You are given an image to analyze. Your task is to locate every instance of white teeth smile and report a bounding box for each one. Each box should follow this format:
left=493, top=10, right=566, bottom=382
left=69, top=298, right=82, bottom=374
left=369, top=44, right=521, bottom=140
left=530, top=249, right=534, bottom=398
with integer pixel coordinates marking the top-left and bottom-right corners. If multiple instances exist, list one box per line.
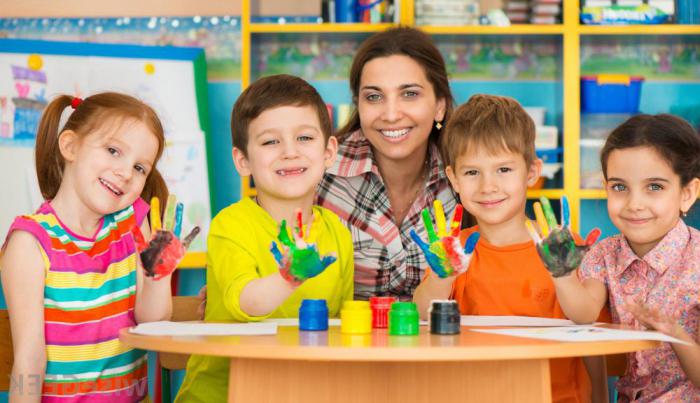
left=381, top=128, right=409, bottom=138
left=276, top=168, right=306, bottom=176
left=100, top=178, right=123, bottom=196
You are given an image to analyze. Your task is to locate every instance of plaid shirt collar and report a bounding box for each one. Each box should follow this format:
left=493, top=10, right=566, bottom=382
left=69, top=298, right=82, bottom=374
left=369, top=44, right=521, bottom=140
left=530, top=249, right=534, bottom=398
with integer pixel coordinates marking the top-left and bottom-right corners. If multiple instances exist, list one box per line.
left=328, top=129, right=447, bottom=189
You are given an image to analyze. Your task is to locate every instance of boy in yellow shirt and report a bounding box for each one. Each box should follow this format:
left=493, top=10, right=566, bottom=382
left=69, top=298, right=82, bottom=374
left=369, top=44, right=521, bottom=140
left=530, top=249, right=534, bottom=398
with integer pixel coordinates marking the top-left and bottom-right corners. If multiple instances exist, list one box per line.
left=413, top=94, right=607, bottom=402
left=176, top=74, right=354, bottom=402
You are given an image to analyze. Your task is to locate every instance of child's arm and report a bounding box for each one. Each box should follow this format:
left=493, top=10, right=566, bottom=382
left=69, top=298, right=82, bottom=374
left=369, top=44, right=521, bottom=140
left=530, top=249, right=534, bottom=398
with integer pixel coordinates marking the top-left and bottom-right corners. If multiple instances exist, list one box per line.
left=529, top=196, right=607, bottom=323
left=240, top=216, right=337, bottom=317
left=1, top=232, right=47, bottom=402
left=628, top=302, right=700, bottom=388
left=413, top=272, right=457, bottom=320
left=411, top=203, right=479, bottom=319
left=134, top=220, right=172, bottom=323
left=239, top=274, right=298, bottom=316
left=552, top=275, right=608, bottom=324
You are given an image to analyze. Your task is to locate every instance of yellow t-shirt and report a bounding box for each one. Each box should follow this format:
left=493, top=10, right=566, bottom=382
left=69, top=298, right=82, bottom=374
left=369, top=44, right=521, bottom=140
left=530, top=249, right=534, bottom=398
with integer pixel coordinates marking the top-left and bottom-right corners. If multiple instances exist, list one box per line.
left=175, top=197, right=354, bottom=402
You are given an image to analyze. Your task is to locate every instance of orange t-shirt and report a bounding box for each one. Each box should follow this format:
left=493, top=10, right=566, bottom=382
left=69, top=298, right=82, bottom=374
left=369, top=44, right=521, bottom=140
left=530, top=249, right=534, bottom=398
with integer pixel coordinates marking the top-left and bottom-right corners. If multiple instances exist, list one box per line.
left=451, top=227, right=591, bottom=403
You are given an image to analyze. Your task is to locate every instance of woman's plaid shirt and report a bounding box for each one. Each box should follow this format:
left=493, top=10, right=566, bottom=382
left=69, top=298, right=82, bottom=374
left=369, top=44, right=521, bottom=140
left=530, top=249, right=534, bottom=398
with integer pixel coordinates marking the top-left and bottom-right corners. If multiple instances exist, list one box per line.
left=316, top=130, right=458, bottom=301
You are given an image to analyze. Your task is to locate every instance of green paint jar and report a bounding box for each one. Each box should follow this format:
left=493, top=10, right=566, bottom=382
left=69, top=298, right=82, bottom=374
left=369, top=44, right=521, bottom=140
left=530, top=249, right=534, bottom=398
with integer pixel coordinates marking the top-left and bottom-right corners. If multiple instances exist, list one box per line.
left=388, top=302, right=419, bottom=336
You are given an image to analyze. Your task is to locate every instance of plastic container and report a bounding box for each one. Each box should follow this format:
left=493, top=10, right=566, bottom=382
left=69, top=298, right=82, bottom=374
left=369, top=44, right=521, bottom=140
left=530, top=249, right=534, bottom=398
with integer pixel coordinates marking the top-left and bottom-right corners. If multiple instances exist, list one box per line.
left=388, top=302, right=420, bottom=336
left=299, top=299, right=329, bottom=331
left=429, top=300, right=461, bottom=335
left=340, top=301, right=372, bottom=334
left=536, top=147, right=562, bottom=163
left=369, top=296, right=395, bottom=329
left=524, top=107, right=546, bottom=126
left=535, top=125, right=558, bottom=149
left=579, top=114, right=634, bottom=189
left=581, top=75, right=644, bottom=114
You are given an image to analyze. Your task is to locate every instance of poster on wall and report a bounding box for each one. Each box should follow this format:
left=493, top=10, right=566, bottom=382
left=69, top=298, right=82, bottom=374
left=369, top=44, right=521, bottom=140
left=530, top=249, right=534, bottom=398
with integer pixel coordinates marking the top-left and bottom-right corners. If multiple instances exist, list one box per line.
left=0, top=39, right=213, bottom=251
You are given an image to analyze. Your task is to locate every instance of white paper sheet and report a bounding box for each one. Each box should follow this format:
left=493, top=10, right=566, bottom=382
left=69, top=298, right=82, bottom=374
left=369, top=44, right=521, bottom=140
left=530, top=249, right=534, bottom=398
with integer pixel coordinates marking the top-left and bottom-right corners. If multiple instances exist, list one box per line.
left=461, top=315, right=580, bottom=327
left=130, top=321, right=277, bottom=336
left=471, top=326, right=691, bottom=345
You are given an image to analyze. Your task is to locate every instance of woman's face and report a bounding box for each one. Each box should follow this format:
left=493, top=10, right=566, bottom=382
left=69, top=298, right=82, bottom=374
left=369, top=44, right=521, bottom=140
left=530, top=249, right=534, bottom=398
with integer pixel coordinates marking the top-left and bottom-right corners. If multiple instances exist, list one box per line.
left=357, top=54, right=445, bottom=166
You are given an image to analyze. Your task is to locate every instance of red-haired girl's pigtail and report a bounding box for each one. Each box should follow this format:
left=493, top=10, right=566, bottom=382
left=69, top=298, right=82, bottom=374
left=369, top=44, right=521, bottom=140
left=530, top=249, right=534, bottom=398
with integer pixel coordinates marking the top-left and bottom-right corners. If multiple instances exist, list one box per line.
left=35, top=95, right=74, bottom=200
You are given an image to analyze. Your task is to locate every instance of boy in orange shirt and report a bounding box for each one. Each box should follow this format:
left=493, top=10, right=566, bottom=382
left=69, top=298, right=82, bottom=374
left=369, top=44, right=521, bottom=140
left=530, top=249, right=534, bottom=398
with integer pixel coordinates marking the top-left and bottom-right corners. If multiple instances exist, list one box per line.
left=413, top=94, right=606, bottom=403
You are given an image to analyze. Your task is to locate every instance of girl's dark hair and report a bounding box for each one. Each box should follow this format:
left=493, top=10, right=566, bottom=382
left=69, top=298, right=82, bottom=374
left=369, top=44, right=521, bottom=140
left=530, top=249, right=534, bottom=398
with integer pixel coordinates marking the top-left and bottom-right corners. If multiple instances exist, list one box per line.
left=35, top=92, right=168, bottom=203
left=600, top=114, right=700, bottom=186
left=336, top=26, right=454, bottom=143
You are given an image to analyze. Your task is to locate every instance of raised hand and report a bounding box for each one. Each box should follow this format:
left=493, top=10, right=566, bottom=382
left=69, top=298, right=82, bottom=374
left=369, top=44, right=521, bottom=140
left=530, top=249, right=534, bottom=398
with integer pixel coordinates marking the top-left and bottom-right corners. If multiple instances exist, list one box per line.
left=526, top=196, right=600, bottom=278
left=410, top=201, right=479, bottom=279
left=270, top=209, right=336, bottom=285
left=134, top=195, right=200, bottom=280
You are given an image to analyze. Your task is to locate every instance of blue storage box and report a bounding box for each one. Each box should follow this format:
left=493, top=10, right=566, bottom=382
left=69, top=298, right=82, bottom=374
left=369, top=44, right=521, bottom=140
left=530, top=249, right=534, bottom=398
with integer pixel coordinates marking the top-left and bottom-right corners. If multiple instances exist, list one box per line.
left=536, top=147, right=562, bottom=163
left=581, top=75, right=644, bottom=114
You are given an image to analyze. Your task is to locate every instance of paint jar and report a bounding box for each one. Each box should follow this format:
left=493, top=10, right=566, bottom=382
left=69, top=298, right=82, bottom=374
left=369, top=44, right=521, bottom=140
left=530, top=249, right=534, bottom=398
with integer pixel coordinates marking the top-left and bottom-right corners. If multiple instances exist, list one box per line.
left=299, top=299, right=329, bottom=331
left=369, top=296, right=395, bottom=329
left=388, top=302, right=419, bottom=336
left=340, top=301, right=372, bottom=334
left=429, top=300, right=461, bottom=335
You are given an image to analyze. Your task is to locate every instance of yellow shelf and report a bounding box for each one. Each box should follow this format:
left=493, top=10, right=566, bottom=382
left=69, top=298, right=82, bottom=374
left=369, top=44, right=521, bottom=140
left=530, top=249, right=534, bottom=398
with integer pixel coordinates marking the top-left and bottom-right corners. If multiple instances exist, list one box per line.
left=422, top=24, right=565, bottom=35
left=178, top=252, right=206, bottom=269
left=250, top=23, right=396, bottom=33
left=578, top=24, right=700, bottom=35
left=579, top=189, right=607, bottom=199
left=526, top=189, right=565, bottom=199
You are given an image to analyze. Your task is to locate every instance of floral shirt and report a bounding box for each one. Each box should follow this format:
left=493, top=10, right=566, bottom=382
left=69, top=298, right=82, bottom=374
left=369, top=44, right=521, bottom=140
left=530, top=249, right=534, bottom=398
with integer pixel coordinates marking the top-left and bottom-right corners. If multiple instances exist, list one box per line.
left=316, top=129, right=458, bottom=301
left=579, top=219, right=700, bottom=402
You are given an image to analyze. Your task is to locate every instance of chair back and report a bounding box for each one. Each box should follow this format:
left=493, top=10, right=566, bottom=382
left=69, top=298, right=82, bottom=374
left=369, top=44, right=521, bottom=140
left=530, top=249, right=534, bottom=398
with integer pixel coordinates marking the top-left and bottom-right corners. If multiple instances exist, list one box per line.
left=0, top=309, right=14, bottom=392
left=160, top=296, right=201, bottom=370
left=606, top=353, right=627, bottom=377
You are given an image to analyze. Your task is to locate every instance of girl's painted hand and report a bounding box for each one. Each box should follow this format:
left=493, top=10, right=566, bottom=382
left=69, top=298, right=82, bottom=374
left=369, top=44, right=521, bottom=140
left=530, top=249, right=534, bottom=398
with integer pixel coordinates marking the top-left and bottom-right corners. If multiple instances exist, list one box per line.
left=134, top=195, right=200, bottom=280
left=269, top=210, right=336, bottom=285
left=527, top=196, right=600, bottom=278
left=410, top=202, right=479, bottom=279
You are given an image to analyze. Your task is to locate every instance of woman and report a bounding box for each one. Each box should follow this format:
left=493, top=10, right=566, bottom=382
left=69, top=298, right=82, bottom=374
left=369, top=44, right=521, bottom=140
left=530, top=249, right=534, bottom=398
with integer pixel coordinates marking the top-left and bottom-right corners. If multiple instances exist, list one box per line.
left=316, top=27, right=467, bottom=301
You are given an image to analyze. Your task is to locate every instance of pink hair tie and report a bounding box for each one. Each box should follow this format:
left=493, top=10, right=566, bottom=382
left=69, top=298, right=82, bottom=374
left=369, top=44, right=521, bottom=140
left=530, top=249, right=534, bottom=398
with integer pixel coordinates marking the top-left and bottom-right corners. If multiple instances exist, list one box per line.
left=70, top=97, right=83, bottom=109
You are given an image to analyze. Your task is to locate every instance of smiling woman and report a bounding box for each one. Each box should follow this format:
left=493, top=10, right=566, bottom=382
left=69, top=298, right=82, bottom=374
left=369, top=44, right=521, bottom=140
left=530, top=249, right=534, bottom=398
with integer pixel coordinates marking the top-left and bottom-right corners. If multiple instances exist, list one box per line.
left=316, top=27, right=469, bottom=301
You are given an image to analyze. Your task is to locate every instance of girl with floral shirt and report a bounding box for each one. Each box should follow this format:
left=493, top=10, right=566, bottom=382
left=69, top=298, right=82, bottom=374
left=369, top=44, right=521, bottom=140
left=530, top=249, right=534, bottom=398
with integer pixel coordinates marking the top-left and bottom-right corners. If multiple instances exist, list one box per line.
left=550, top=114, right=700, bottom=402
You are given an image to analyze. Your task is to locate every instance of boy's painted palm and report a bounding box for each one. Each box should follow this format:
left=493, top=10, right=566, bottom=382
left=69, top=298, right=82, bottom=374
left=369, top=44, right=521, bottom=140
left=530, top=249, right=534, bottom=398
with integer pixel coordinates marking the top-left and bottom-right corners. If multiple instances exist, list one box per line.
left=527, top=196, right=600, bottom=278
left=135, top=195, right=200, bottom=280
left=270, top=210, right=336, bottom=285
left=410, top=202, right=479, bottom=279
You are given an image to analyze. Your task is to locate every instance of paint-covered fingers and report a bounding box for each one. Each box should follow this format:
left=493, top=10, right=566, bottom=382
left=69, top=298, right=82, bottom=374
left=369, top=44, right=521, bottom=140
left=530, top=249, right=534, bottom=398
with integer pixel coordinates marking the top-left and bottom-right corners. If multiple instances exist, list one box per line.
left=140, top=196, right=199, bottom=280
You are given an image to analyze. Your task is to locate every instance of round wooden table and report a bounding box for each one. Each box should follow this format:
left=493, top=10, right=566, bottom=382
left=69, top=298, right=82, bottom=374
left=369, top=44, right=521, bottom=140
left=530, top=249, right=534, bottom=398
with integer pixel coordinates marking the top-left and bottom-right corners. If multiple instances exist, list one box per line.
left=120, top=325, right=656, bottom=403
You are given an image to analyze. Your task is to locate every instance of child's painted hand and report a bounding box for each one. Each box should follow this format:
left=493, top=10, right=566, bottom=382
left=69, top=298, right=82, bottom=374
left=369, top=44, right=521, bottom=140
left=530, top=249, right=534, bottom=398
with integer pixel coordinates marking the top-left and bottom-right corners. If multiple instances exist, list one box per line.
left=410, top=202, right=479, bottom=279
left=527, top=196, right=600, bottom=278
left=269, top=210, right=336, bottom=285
left=134, top=195, right=200, bottom=280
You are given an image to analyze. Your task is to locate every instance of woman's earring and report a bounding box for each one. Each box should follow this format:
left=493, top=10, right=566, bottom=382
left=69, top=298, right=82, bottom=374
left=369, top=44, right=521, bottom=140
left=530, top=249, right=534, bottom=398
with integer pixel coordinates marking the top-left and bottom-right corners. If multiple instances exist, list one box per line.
left=435, top=121, right=443, bottom=130
left=681, top=210, right=688, bottom=218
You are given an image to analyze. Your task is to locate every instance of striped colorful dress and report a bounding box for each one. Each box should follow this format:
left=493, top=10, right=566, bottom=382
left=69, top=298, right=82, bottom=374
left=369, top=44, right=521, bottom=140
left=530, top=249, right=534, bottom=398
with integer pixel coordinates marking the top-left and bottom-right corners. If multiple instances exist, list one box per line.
left=7, top=199, right=149, bottom=402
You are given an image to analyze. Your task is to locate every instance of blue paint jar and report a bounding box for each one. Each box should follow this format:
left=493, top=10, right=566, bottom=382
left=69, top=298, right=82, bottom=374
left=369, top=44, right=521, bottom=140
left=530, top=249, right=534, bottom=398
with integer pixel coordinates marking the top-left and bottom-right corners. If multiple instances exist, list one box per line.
left=299, top=299, right=329, bottom=331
